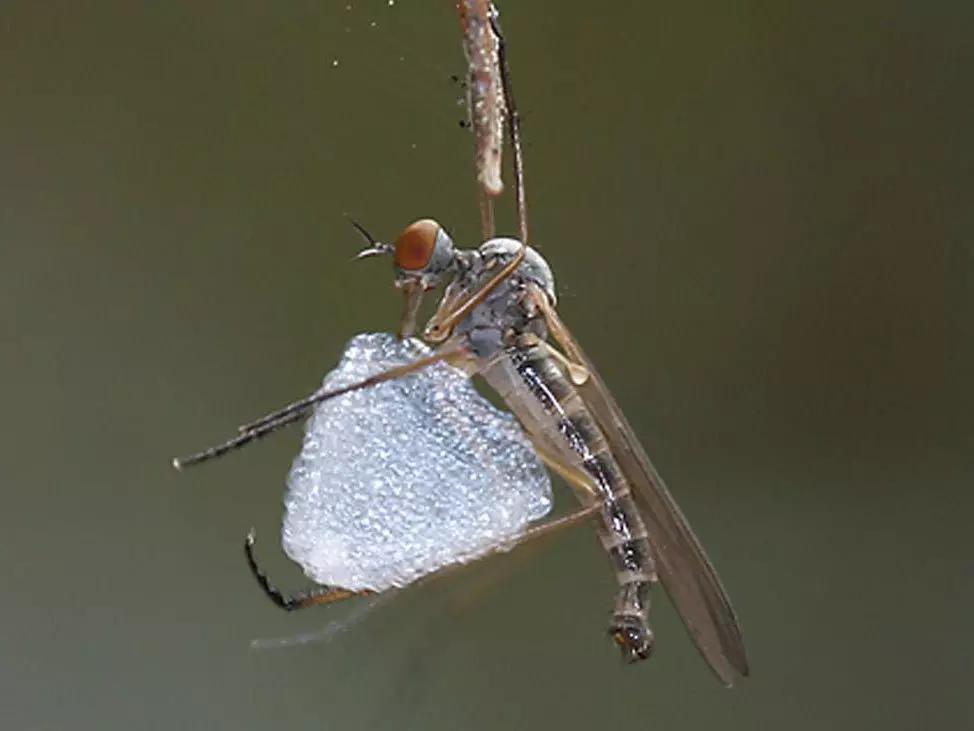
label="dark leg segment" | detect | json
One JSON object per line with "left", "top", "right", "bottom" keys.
{"left": 244, "top": 531, "right": 369, "bottom": 611}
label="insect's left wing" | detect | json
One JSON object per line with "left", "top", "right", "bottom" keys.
{"left": 532, "top": 286, "right": 750, "bottom": 686}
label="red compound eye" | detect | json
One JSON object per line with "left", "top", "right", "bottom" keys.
{"left": 394, "top": 219, "right": 440, "bottom": 270}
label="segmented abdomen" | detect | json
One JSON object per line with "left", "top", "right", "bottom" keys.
{"left": 482, "top": 342, "right": 658, "bottom": 650}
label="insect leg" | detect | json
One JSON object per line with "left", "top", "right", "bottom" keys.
{"left": 243, "top": 505, "right": 601, "bottom": 613}
{"left": 236, "top": 346, "right": 471, "bottom": 437}
{"left": 524, "top": 285, "right": 585, "bottom": 366}
{"left": 172, "top": 345, "right": 471, "bottom": 469}
{"left": 245, "top": 531, "right": 370, "bottom": 611}
{"left": 489, "top": 6, "right": 528, "bottom": 246}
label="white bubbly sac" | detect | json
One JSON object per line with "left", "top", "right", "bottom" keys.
{"left": 282, "top": 332, "right": 552, "bottom": 592}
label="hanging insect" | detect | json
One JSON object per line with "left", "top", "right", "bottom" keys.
{"left": 174, "top": 2, "right": 748, "bottom": 685}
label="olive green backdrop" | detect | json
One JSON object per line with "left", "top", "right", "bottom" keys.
{"left": 1, "top": 2, "right": 970, "bottom": 730}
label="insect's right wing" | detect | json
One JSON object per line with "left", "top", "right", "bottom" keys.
{"left": 534, "top": 287, "right": 749, "bottom": 686}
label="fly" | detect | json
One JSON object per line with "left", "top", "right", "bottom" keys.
{"left": 173, "top": 1, "right": 748, "bottom": 686}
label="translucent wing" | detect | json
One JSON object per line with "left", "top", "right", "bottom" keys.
{"left": 283, "top": 332, "right": 552, "bottom": 593}
{"left": 537, "top": 290, "right": 749, "bottom": 685}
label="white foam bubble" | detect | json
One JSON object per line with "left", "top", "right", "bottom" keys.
{"left": 282, "top": 332, "right": 551, "bottom": 592}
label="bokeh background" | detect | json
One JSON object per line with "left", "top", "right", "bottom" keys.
{"left": 2, "top": 2, "right": 971, "bottom": 729}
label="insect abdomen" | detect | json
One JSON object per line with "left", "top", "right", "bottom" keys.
{"left": 490, "top": 342, "right": 658, "bottom": 661}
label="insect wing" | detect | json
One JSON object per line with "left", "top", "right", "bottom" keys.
{"left": 538, "top": 292, "right": 749, "bottom": 685}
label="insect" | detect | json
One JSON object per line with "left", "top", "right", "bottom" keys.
{"left": 173, "top": 2, "right": 749, "bottom": 685}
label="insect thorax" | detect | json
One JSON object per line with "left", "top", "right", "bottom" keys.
{"left": 453, "top": 238, "right": 556, "bottom": 358}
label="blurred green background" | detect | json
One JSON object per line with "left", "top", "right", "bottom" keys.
{"left": 1, "top": 1, "right": 971, "bottom": 729}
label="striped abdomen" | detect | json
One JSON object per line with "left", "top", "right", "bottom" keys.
{"left": 482, "top": 341, "right": 658, "bottom": 661}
